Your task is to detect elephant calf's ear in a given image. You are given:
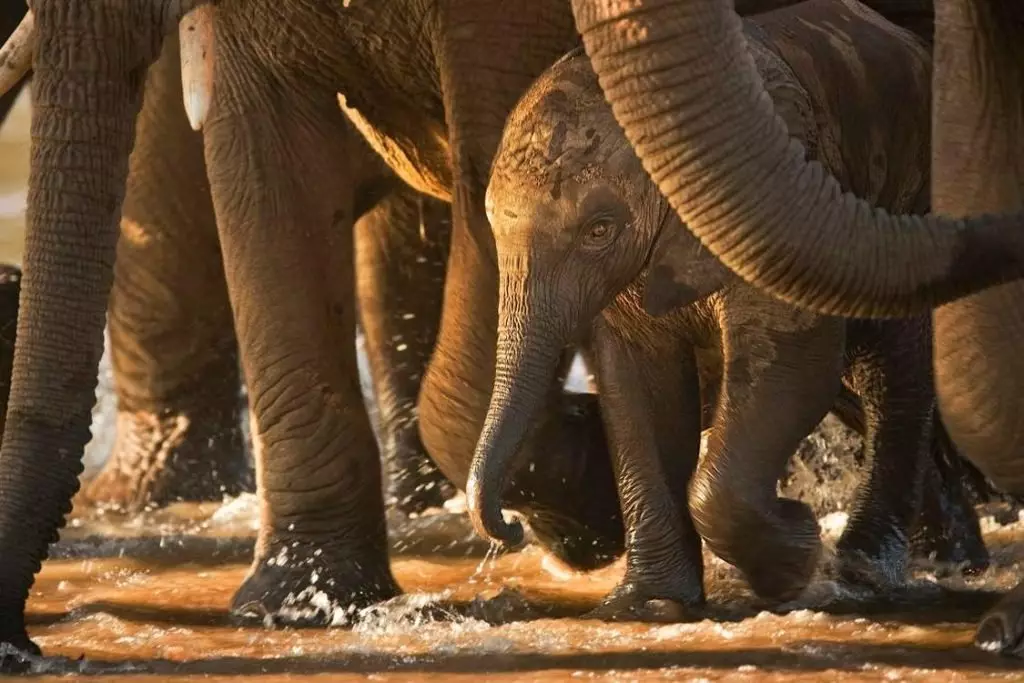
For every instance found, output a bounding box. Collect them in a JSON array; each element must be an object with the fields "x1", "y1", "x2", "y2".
[{"x1": 643, "y1": 224, "x2": 733, "y2": 317}]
